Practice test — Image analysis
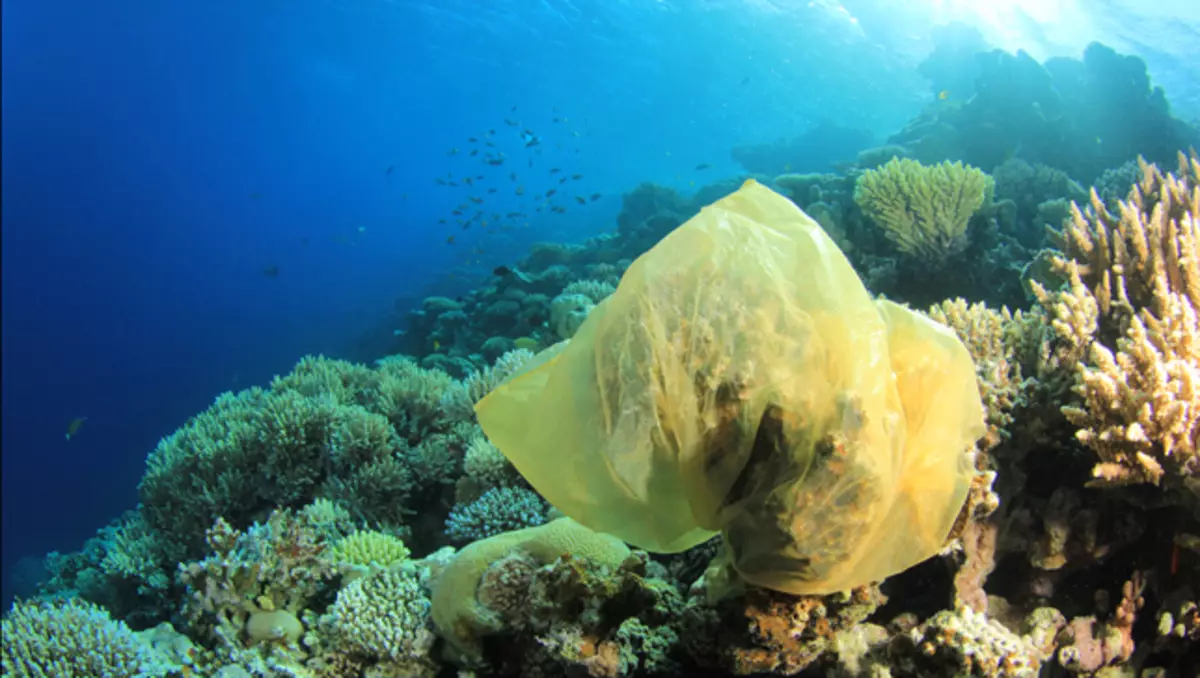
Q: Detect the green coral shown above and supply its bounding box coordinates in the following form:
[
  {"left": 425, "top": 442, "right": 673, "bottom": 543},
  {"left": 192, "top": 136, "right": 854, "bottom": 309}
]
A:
[
  {"left": 137, "top": 355, "right": 457, "bottom": 556},
  {"left": 854, "top": 157, "right": 993, "bottom": 266},
  {"left": 329, "top": 530, "right": 411, "bottom": 571}
]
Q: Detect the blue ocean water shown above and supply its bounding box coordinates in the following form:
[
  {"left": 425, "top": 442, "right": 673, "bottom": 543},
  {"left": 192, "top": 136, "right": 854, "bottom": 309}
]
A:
[{"left": 0, "top": 0, "right": 1196, "bottom": 610}]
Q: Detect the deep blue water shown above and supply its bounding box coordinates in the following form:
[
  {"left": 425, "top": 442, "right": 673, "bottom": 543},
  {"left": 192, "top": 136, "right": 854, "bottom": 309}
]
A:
[{"left": 2, "top": 0, "right": 1197, "bottom": 605}]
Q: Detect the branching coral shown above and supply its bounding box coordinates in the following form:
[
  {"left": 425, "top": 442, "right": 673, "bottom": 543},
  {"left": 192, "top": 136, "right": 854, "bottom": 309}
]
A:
[
  {"left": 444, "top": 486, "right": 548, "bottom": 544},
  {"left": 439, "top": 348, "right": 536, "bottom": 421},
  {"left": 854, "top": 157, "right": 993, "bottom": 266},
  {"left": 1, "top": 597, "right": 167, "bottom": 677},
  {"left": 314, "top": 564, "right": 437, "bottom": 676},
  {"left": 926, "top": 298, "right": 1035, "bottom": 451},
  {"left": 1032, "top": 154, "right": 1199, "bottom": 489}
]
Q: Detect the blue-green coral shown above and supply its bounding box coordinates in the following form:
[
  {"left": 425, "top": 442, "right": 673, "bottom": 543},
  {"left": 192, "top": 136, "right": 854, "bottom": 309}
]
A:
[
  {"left": 445, "top": 486, "right": 548, "bottom": 543},
  {"left": 1, "top": 597, "right": 166, "bottom": 677}
]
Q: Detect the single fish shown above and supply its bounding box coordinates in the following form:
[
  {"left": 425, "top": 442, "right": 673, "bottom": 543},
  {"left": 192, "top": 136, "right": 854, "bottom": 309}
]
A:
[
  {"left": 262, "top": 265, "right": 280, "bottom": 278},
  {"left": 65, "top": 416, "right": 87, "bottom": 441},
  {"left": 695, "top": 163, "right": 712, "bottom": 170},
  {"left": 575, "top": 196, "right": 587, "bottom": 205}
]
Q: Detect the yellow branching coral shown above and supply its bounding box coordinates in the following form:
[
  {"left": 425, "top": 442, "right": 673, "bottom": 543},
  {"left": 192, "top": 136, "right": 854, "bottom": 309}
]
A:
[
  {"left": 854, "top": 157, "right": 993, "bottom": 265},
  {"left": 1033, "top": 154, "right": 1200, "bottom": 488}
]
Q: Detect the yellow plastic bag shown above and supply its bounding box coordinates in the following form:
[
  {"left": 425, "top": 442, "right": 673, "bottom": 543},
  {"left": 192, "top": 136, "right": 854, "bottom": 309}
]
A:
[{"left": 475, "top": 179, "right": 984, "bottom": 594}]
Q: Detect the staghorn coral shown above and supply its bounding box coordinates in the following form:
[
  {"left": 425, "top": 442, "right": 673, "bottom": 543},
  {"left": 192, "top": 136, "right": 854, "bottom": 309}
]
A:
[
  {"left": 854, "top": 157, "right": 993, "bottom": 266},
  {"left": 1032, "top": 154, "right": 1199, "bottom": 490}
]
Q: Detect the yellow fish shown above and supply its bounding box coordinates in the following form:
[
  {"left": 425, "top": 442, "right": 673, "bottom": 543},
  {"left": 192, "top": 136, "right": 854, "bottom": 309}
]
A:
[
  {"left": 65, "top": 416, "right": 88, "bottom": 441},
  {"left": 433, "top": 340, "right": 441, "bottom": 350},
  {"left": 938, "top": 90, "right": 950, "bottom": 101}
]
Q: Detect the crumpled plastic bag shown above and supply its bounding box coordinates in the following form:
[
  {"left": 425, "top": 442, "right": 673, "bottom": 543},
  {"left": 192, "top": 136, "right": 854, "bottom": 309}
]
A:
[{"left": 475, "top": 179, "right": 984, "bottom": 594}]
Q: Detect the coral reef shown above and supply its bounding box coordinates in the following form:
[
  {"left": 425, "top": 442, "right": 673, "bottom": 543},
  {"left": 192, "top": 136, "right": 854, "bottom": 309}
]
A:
[{"left": 7, "top": 48, "right": 1200, "bottom": 676}]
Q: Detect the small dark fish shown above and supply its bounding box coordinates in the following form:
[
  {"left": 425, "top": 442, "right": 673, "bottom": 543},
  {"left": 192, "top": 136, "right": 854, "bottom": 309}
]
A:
[
  {"left": 510, "top": 172, "right": 518, "bottom": 181},
  {"left": 65, "top": 416, "right": 88, "bottom": 440},
  {"left": 452, "top": 210, "right": 463, "bottom": 216},
  {"left": 485, "top": 156, "right": 505, "bottom": 166},
  {"left": 545, "top": 188, "right": 557, "bottom": 197},
  {"left": 299, "top": 237, "right": 311, "bottom": 247},
  {"left": 559, "top": 177, "right": 567, "bottom": 184},
  {"left": 521, "top": 130, "right": 540, "bottom": 148},
  {"left": 528, "top": 159, "right": 534, "bottom": 168},
  {"left": 505, "top": 212, "right": 526, "bottom": 218},
  {"left": 446, "top": 235, "right": 456, "bottom": 244},
  {"left": 549, "top": 168, "right": 561, "bottom": 174},
  {"left": 438, "top": 219, "right": 446, "bottom": 224},
  {"left": 250, "top": 192, "right": 263, "bottom": 199},
  {"left": 485, "top": 141, "right": 495, "bottom": 148},
  {"left": 262, "top": 265, "right": 280, "bottom": 278},
  {"left": 469, "top": 149, "right": 478, "bottom": 157},
  {"left": 468, "top": 137, "right": 478, "bottom": 143},
  {"left": 695, "top": 163, "right": 712, "bottom": 170},
  {"left": 448, "top": 181, "right": 459, "bottom": 187},
  {"left": 462, "top": 223, "right": 471, "bottom": 230},
  {"left": 575, "top": 196, "right": 587, "bottom": 205},
  {"left": 488, "top": 129, "right": 496, "bottom": 135},
  {"left": 590, "top": 193, "right": 602, "bottom": 202},
  {"left": 571, "top": 174, "right": 583, "bottom": 180},
  {"left": 463, "top": 177, "right": 474, "bottom": 186},
  {"left": 447, "top": 148, "right": 459, "bottom": 155},
  {"left": 487, "top": 188, "right": 497, "bottom": 193},
  {"left": 385, "top": 165, "right": 395, "bottom": 175},
  {"left": 435, "top": 178, "right": 447, "bottom": 186},
  {"left": 515, "top": 185, "right": 525, "bottom": 196},
  {"left": 739, "top": 76, "right": 750, "bottom": 86},
  {"left": 469, "top": 196, "right": 484, "bottom": 204},
  {"left": 493, "top": 265, "right": 512, "bottom": 276},
  {"left": 511, "top": 105, "right": 517, "bottom": 112},
  {"left": 552, "top": 206, "right": 567, "bottom": 214},
  {"left": 475, "top": 175, "right": 484, "bottom": 180},
  {"left": 504, "top": 118, "right": 519, "bottom": 126}
]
